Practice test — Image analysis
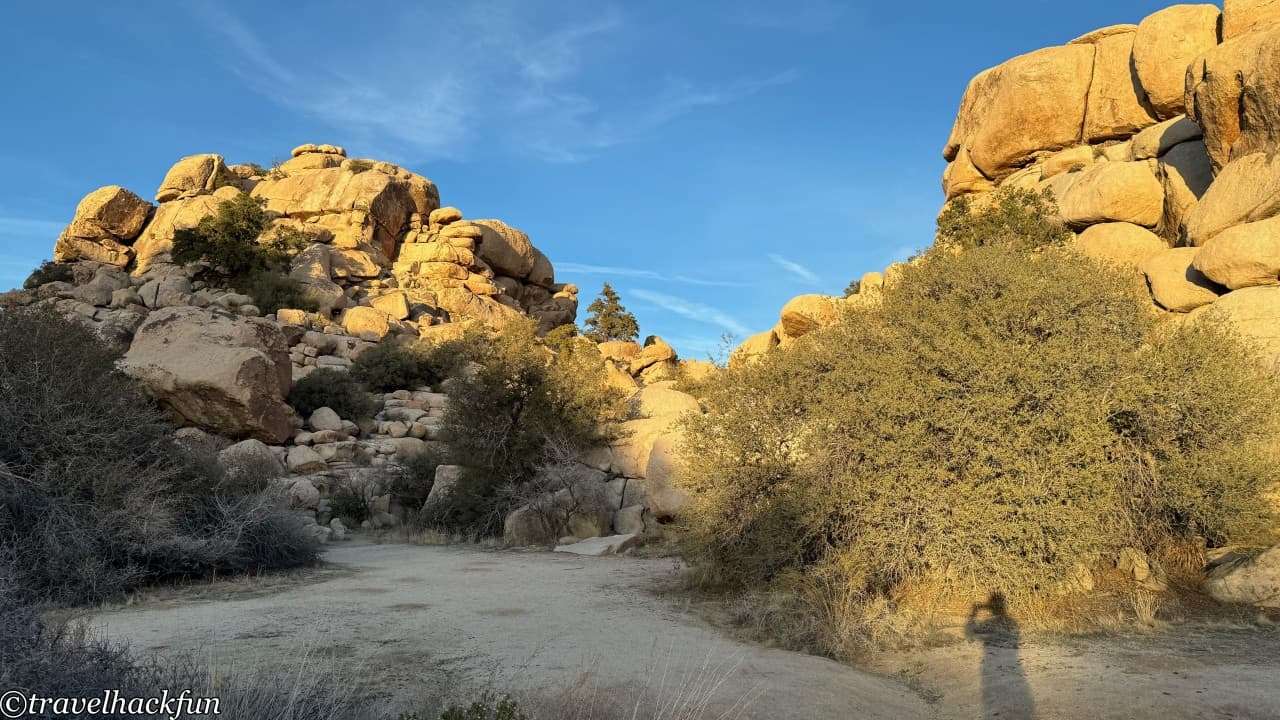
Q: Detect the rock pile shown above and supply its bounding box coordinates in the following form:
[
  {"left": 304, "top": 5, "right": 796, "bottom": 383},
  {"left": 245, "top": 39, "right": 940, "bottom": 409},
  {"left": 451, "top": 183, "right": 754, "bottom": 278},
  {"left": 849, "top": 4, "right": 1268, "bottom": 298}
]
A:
[
  {"left": 941, "top": 1, "right": 1280, "bottom": 369},
  {"left": 737, "top": 2, "right": 1280, "bottom": 374}
]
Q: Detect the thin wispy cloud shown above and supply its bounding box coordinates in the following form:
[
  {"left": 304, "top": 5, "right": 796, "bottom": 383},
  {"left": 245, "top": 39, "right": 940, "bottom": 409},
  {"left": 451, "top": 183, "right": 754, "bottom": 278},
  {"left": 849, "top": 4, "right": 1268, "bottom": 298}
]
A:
[
  {"left": 0, "top": 216, "right": 63, "bottom": 238},
  {"left": 768, "top": 253, "right": 820, "bottom": 284},
  {"left": 558, "top": 262, "right": 746, "bottom": 287},
  {"left": 629, "top": 289, "right": 749, "bottom": 336},
  {"left": 191, "top": 1, "right": 795, "bottom": 164}
]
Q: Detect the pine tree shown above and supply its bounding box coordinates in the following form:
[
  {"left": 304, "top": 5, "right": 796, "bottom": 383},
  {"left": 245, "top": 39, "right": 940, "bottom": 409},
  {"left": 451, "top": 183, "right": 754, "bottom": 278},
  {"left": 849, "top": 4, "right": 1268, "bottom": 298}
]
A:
[{"left": 583, "top": 283, "right": 639, "bottom": 343}]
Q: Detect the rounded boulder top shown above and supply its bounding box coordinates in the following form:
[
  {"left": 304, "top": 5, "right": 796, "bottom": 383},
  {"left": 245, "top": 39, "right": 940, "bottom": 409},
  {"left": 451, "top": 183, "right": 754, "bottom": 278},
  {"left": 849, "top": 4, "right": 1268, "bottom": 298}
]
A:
[{"left": 291, "top": 143, "right": 347, "bottom": 158}]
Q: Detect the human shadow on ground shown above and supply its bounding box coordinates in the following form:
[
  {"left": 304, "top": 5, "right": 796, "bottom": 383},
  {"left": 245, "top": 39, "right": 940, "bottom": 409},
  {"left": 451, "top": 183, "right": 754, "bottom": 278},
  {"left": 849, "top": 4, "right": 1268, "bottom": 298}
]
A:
[{"left": 964, "top": 591, "right": 1035, "bottom": 720}]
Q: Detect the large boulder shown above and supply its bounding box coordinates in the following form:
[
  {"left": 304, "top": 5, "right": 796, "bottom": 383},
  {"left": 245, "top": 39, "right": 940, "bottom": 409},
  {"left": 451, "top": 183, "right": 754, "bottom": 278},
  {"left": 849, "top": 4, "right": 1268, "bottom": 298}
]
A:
[
  {"left": 629, "top": 336, "right": 678, "bottom": 375},
  {"left": 52, "top": 186, "right": 154, "bottom": 267},
  {"left": 1223, "top": 0, "right": 1280, "bottom": 40},
  {"left": 778, "top": 294, "right": 842, "bottom": 339},
  {"left": 218, "top": 438, "right": 285, "bottom": 477},
  {"left": 609, "top": 417, "right": 676, "bottom": 479},
  {"left": 341, "top": 306, "right": 392, "bottom": 341},
  {"left": 730, "top": 329, "right": 779, "bottom": 367},
  {"left": 1189, "top": 285, "right": 1280, "bottom": 370},
  {"left": 630, "top": 384, "right": 700, "bottom": 420},
  {"left": 155, "top": 153, "right": 233, "bottom": 203},
  {"left": 1204, "top": 545, "right": 1280, "bottom": 607},
  {"left": 1132, "top": 5, "right": 1222, "bottom": 119},
  {"left": 947, "top": 44, "right": 1094, "bottom": 178},
  {"left": 1193, "top": 214, "right": 1280, "bottom": 289},
  {"left": 1073, "top": 223, "right": 1168, "bottom": 270},
  {"left": 1185, "top": 152, "right": 1280, "bottom": 246},
  {"left": 1059, "top": 161, "right": 1165, "bottom": 229},
  {"left": 644, "top": 431, "right": 690, "bottom": 520},
  {"left": 1141, "top": 247, "right": 1223, "bottom": 312},
  {"left": 1186, "top": 28, "right": 1280, "bottom": 170},
  {"left": 1082, "top": 30, "right": 1157, "bottom": 142},
  {"left": 132, "top": 186, "right": 242, "bottom": 273},
  {"left": 251, "top": 166, "right": 417, "bottom": 259},
  {"left": 472, "top": 220, "right": 537, "bottom": 279},
  {"left": 122, "top": 306, "right": 294, "bottom": 442}
]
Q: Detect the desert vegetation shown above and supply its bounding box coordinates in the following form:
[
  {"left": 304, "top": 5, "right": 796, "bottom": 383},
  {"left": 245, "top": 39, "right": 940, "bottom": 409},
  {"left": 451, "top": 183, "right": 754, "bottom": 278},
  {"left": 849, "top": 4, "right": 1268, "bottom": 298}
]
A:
[
  {"left": 417, "top": 320, "right": 627, "bottom": 536},
  {"left": 170, "top": 193, "right": 317, "bottom": 313},
  {"left": 0, "top": 307, "right": 319, "bottom": 606},
  {"left": 677, "top": 196, "right": 1280, "bottom": 657}
]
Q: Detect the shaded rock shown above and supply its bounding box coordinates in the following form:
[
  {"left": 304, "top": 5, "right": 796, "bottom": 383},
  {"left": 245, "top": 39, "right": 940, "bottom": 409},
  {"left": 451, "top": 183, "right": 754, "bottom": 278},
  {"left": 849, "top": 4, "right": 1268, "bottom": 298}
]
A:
[
  {"left": 473, "top": 219, "right": 537, "bottom": 279},
  {"left": 1132, "top": 116, "right": 1204, "bottom": 160},
  {"left": 122, "top": 306, "right": 293, "bottom": 442},
  {"left": 218, "top": 439, "right": 285, "bottom": 477},
  {"left": 1158, "top": 140, "right": 1215, "bottom": 240}
]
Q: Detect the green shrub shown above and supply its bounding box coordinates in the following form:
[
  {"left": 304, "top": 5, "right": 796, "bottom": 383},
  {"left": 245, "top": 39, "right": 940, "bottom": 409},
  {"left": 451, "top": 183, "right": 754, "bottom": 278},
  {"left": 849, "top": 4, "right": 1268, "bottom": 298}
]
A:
[
  {"left": 171, "top": 193, "right": 310, "bottom": 280},
  {"left": 288, "top": 368, "right": 376, "bottom": 420},
  {"left": 418, "top": 320, "right": 626, "bottom": 536},
  {"left": 235, "top": 270, "right": 319, "bottom": 315},
  {"left": 388, "top": 450, "right": 443, "bottom": 512},
  {"left": 678, "top": 245, "right": 1280, "bottom": 652},
  {"left": 242, "top": 162, "right": 268, "bottom": 176},
  {"left": 0, "top": 307, "right": 318, "bottom": 605},
  {"left": 350, "top": 341, "right": 440, "bottom": 392},
  {"left": 935, "top": 186, "right": 1071, "bottom": 252},
  {"left": 346, "top": 159, "right": 375, "bottom": 173},
  {"left": 22, "top": 260, "right": 73, "bottom": 289}
]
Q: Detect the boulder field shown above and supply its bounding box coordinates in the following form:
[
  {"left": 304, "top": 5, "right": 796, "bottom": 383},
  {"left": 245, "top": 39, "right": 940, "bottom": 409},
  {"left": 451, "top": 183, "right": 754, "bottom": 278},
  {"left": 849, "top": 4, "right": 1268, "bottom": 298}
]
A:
[{"left": 2, "top": 143, "right": 700, "bottom": 547}]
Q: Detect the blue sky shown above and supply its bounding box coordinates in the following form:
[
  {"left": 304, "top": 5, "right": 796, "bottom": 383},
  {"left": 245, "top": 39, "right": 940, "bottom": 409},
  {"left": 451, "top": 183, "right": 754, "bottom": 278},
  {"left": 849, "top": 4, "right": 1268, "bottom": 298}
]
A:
[{"left": 0, "top": 0, "right": 1179, "bottom": 357}]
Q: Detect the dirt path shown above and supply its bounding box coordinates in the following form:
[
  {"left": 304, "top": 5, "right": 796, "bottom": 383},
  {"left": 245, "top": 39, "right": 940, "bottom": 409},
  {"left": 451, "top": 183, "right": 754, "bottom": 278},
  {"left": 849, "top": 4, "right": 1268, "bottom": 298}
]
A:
[
  {"left": 86, "top": 543, "right": 1280, "bottom": 719},
  {"left": 86, "top": 542, "right": 930, "bottom": 719}
]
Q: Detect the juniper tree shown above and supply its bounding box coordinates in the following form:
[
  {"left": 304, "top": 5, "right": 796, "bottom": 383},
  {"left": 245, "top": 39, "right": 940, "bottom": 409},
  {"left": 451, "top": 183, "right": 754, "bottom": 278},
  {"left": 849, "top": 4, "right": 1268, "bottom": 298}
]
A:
[{"left": 582, "top": 283, "right": 639, "bottom": 343}]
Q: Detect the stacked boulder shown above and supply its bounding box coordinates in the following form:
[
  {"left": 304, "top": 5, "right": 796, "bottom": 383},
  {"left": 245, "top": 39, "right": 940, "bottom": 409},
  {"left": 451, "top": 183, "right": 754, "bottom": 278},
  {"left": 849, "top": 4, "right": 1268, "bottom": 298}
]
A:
[
  {"left": 596, "top": 335, "right": 683, "bottom": 389},
  {"left": 730, "top": 268, "right": 892, "bottom": 366},
  {"left": 942, "top": 1, "right": 1280, "bottom": 371},
  {"left": 2, "top": 143, "right": 589, "bottom": 540},
  {"left": 740, "top": 3, "right": 1280, "bottom": 374},
  {"left": 392, "top": 207, "right": 579, "bottom": 334}
]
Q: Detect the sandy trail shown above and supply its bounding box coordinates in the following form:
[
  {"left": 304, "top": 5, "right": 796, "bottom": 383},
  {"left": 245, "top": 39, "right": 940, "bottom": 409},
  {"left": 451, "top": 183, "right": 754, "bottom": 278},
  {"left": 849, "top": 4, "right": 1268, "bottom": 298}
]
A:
[
  {"left": 86, "top": 542, "right": 1280, "bottom": 719},
  {"left": 86, "top": 542, "right": 930, "bottom": 719}
]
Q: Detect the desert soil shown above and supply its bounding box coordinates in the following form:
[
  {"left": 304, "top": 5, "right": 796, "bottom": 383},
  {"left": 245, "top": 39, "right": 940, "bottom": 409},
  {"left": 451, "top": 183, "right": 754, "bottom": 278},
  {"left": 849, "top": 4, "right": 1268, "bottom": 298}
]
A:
[{"left": 85, "top": 542, "right": 1280, "bottom": 719}]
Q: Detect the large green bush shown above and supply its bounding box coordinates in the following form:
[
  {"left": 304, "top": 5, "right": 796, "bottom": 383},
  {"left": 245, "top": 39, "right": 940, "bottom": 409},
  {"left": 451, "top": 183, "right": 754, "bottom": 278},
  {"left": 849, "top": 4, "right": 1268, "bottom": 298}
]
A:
[
  {"left": 418, "top": 320, "right": 626, "bottom": 536},
  {"left": 679, "top": 245, "right": 1280, "bottom": 646},
  {"left": 171, "top": 193, "right": 316, "bottom": 313},
  {"left": 350, "top": 341, "right": 442, "bottom": 392},
  {"left": 0, "top": 307, "right": 318, "bottom": 605},
  {"left": 289, "top": 368, "right": 376, "bottom": 419}
]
